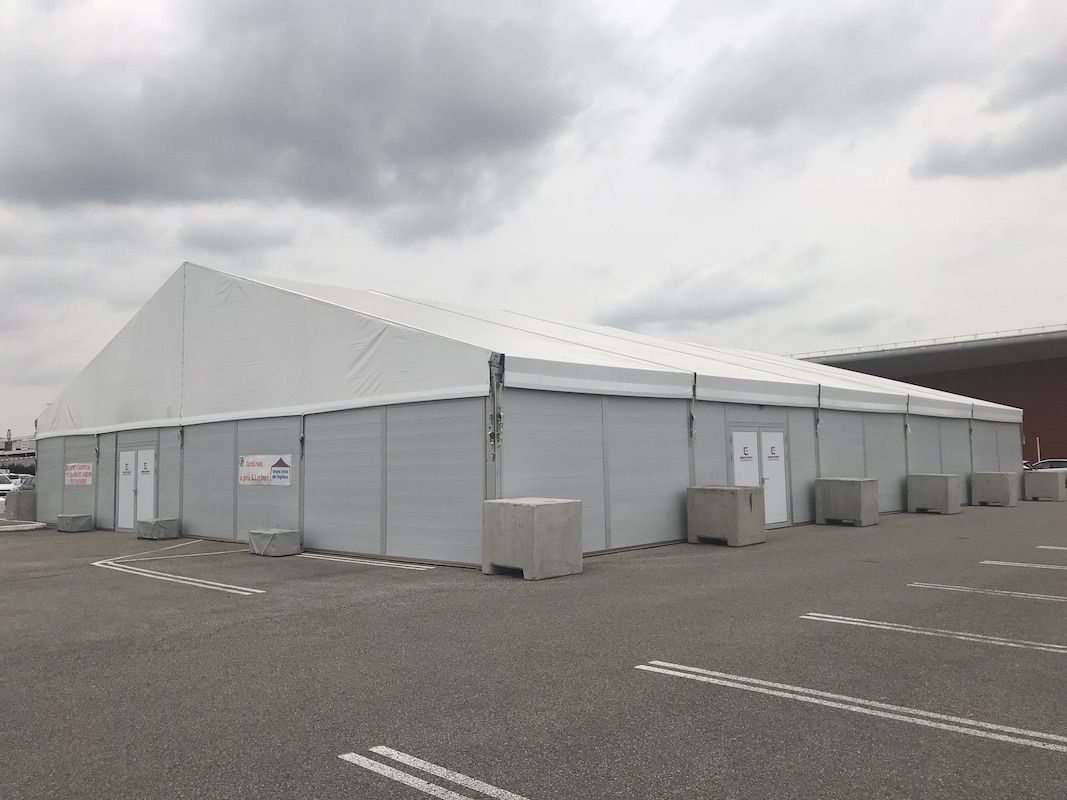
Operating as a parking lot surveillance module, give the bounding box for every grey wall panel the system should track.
[116,429,160,449]
[96,433,117,529]
[863,413,906,512]
[787,408,818,523]
[971,421,1000,473]
[61,436,98,517]
[36,438,64,524]
[725,404,789,426]
[693,401,728,487]
[996,423,1023,472]
[387,398,485,564]
[818,410,865,479]
[939,418,974,504]
[181,422,236,540]
[158,429,181,519]
[605,397,690,548]
[500,390,607,552]
[907,416,942,474]
[236,417,301,538]
[304,407,383,555]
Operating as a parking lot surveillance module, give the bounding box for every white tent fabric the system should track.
[37,262,1022,439]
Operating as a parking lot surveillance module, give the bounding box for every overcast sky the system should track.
[3,0,1066,436]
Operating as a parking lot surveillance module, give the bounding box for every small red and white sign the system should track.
[65,463,94,486]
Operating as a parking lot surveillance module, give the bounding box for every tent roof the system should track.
[36,263,1022,438]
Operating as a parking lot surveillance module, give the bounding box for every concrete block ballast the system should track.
[483,498,582,581]
[907,474,962,515]
[971,473,1019,507]
[815,479,878,527]
[687,486,766,547]
[1023,471,1067,502]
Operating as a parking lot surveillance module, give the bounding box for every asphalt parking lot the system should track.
[3,503,1067,799]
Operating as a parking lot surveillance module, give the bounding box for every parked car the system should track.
[0,473,14,497]
[13,475,34,491]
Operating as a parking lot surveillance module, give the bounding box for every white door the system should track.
[760,431,788,525]
[137,449,156,522]
[731,431,761,487]
[731,427,791,527]
[117,450,136,530]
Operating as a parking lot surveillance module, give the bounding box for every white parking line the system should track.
[92,543,265,596]
[908,582,1067,603]
[800,612,1067,654]
[1037,546,1067,551]
[109,539,202,562]
[298,553,435,571]
[982,560,1067,571]
[116,548,248,563]
[340,747,530,799]
[636,660,1067,753]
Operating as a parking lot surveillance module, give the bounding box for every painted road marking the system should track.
[116,548,248,563]
[800,612,1067,654]
[298,552,435,571]
[908,582,1067,603]
[982,560,1067,571]
[340,747,529,799]
[108,539,203,562]
[636,660,1067,753]
[1037,546,1067,551]
[92,552,265,596]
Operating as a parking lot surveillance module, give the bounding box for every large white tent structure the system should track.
[36,263,1023,563]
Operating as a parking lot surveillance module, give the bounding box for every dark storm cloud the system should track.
[914,40,1067,178]
[657,6,978,160]
[0,0,615,242]
[598,247,824,331]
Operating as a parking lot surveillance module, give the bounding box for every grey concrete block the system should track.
[907,474,962,514]
[687,486,766,547]
[137,518,182,540]
[1024,471,1067,502]
[815,479,879,527]
[57,514,94,532]
[248,528,302,556]
[4,490,36,522]
[971,472,1019,507]
[483,498,582,580]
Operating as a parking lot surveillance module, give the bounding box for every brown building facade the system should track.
[802,329,1067,463]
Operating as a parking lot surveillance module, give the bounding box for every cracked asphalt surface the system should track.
[3,502,1067,799]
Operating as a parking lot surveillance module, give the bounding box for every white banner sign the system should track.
[65,463,94,486]
[238,454,293,486]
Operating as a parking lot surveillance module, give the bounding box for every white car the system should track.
[1028,459,1067,486]
[0,473,14,497]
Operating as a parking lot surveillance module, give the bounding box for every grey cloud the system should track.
[785,299,894,339]
[179,215,297,256]
[0,1,617,243]
[657,6,980,161]
[597,247,824,331]
[915,39,1067,178]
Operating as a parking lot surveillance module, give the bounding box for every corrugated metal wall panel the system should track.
[995,423,1023,472]
[181,422,236,540]
[36,437,63,524]
[61,436,98,517]
[939,418,973,504]
[818,410,865,479]
[500,390,607,552]
[236,417,301,538]
[158,428,181,519]
[907,416,941,473]
[788,407,817,523]
[971,420,1000,473]
[304,407,383,555]
[693,401,728,487]
[863,413,906,512]
[604,397,689,548]
[386,399,484,564]
[725,404,789,427]
[96,433,117,529]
